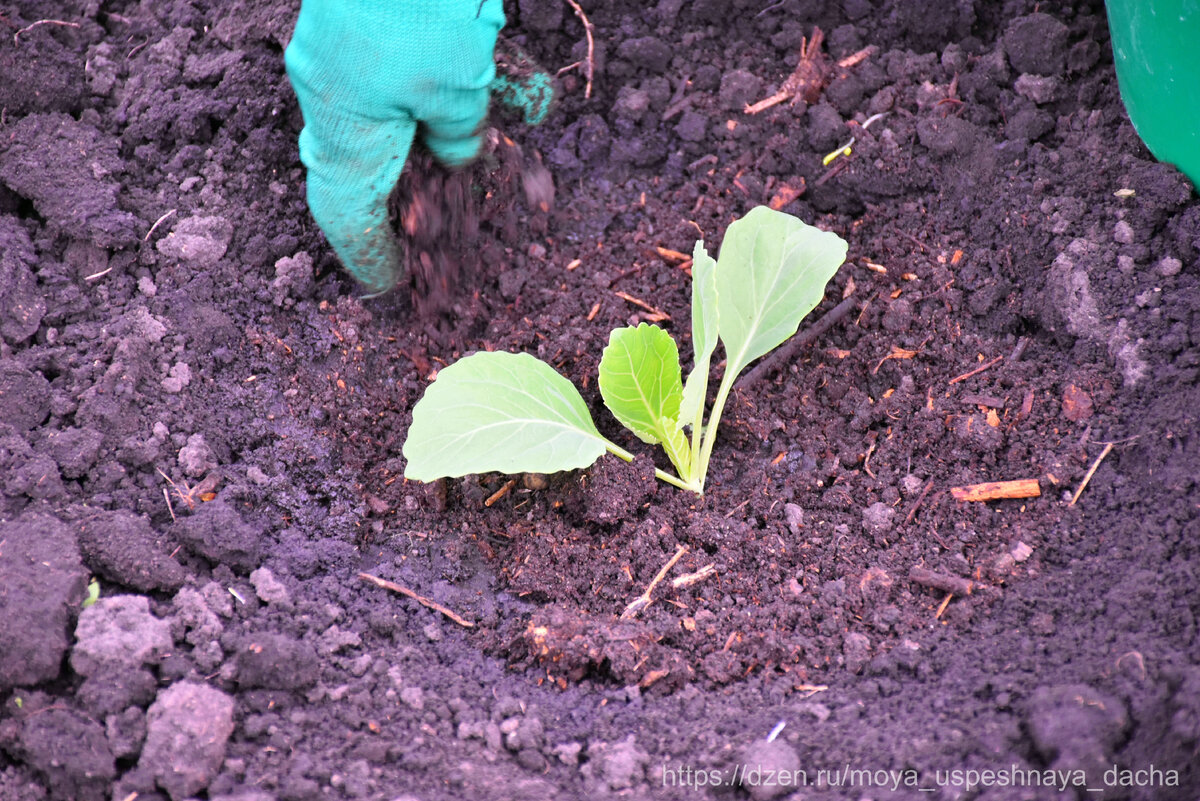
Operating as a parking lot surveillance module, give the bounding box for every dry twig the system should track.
[621,545,687,620]
[950,478,1040,502]
[358,572,474,628]
[156,469,220,513]
[671,564,715,589]
[949,355,1003,384]
[741,295,857,388]
[14,19,79,44]
[562,0,596,99]
[484,479,517,507]
[904,480,935,524]
[614,290,671,321]
[909,565,974,596]
[1070,442,1114,506]
[745,27,828,113]
[144,208,177,241]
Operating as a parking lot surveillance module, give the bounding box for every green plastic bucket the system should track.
[1106,0,1200,189]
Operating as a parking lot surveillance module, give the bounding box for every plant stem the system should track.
[695,368,740,493]
[656,468,701,493]
[604,441,700,493]
[660,431,693,481]
[688,373,708,481]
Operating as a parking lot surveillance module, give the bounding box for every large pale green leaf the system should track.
[598,324,691,475]
[402,351,608,481]
[678,240,719,427]
[716,206,848,377]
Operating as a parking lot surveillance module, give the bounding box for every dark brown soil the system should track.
[1,1,1198,799]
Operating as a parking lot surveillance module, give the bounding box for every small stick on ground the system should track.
[162,487,176,523]
[935,592,954,618]
[1116,650,1146,681]
[144,208,177,241]
[654,246,691,264]
[744,27,827,113]
[671,563,715,589]
[1070,442,1113,507]
[14,19,79,44]
[358,572,474,628]
[909,565,975,597]
[156,468,219,512]
[621,544,688,620]
[862,439,877,478]
[949,355,1003,384]
[888,225,928,253]
[950,478,1040,502]
[741,295,857,388]
[614,290,671,321]
[903,480,935,524]
[484,478,517,507]
[836,45,877,69]
[562,0,595,99]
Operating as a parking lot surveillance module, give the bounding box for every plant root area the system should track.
[1,1,1198,799]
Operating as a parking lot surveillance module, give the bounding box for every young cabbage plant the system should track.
[402,205,847,495]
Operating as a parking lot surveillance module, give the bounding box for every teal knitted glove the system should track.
[285,0,505,295]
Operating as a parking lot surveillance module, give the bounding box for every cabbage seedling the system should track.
[402,206,847,495]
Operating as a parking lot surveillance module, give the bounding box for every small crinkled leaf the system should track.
[679,240,719,426]
[598,324,689,465]
[716,206,848,377]
[402,351,607,481]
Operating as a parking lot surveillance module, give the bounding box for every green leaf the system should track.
[716,206,848,378]
[679,240,719,428]
[403,351,609,481]
[82,578,100,608]
[598,324,691,475]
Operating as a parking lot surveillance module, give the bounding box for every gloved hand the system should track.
[285,0,505,296]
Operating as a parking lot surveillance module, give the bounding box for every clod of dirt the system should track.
[76,510,185,592]
[568,453,657,526]
[70,596,173,678]
[139,681,235,801]
[516,0,562,31]
[41,427,103,480]
[11,707,116,801]
[1003,13,1070,76]
[77,667,157,718]
[177,433,217,477]
[248,566,294,610]
[589,735,650,791]
[155,216,233,266]
[0,361,51,432]
[617,36,672,74]
[0,218,46,345]
[0,515,88,691]
[740,738,801,801]
[861,501,896,533]
[719,69,763,111]
[170,498,260,572]
[0,113,139,248]
[235,631,319,690]
[1025,684,1128,782]
[0,21,87,114]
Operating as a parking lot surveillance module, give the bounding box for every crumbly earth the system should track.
[1,1,1198,799]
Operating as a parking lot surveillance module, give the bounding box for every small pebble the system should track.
[1112,220,1135,244]
[1157,257,1182,277]
[739,739,801,800]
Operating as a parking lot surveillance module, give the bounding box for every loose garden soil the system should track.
[1,0,1198,799]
